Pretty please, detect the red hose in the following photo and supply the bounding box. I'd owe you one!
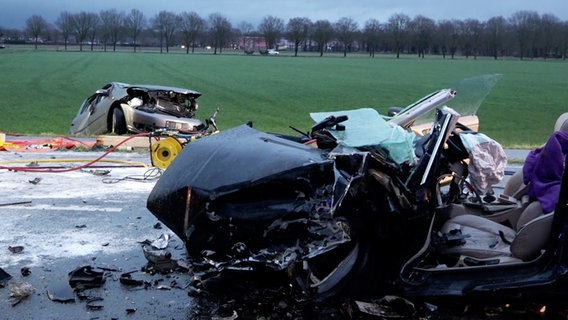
[0,132,150,173]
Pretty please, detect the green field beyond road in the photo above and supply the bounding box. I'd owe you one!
[1,48,567,147]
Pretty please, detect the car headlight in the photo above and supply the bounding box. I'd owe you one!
[166,121,191,130]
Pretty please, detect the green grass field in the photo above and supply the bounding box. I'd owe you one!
[1,46,567,147]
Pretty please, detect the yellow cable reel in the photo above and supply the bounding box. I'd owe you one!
[151,137,183,169]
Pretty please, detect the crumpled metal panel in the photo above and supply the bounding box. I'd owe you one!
[151,124,330,193]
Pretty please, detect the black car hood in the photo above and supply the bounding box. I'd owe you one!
[157,124,329,192]
[147,124,336,242]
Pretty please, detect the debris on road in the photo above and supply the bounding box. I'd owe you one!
[0,267,12,287]
[20,267,31,277]
[47,282,76,303]
[9,281,34,306]
[0,201,32,207]
[28,177,42,184]
[140,233,171,250]
[8,245,24,253]
[119,271,147,287]
[85,296,104,311]
[355,296,416,318]
[141,245,178,274]
[68,265,106,290]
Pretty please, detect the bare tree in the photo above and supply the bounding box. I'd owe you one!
[209,13,232,54]
[124,9,146,52]
[99,9,124,52]
[55,11,74,51]
[509,10,540,60]
[334,17,358,57]
[180,11,205,54]
[485,16,508,59]
[363,19,381,57]
[258,15,285,50]
[386,13,411,58]
[151,11,179,53]
[410,15,435,58]
[539,13,561,59]
[561,21,568,60]
[25,15,48,49]
[461,18,483,59]
[88,13,100,51]
[436,20,460,59]
[286,17,311,57]
[312,19,333,57]
[72,12,98,51]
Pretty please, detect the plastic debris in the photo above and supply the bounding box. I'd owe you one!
[85,297,104,311]
[8,245,24,253]
[355,296,416,318]
[119,271,146,287]
[68,266,106,290]
[212,310,238,320]
[9,282,34,306]
[47,282,75,303]
[142,245,172,264]
[156,284,172,290]
[139,233,171,250]
[20,267,31,277]
[141,245,178,274]
[28,177,42,184]
[0,267,12,287]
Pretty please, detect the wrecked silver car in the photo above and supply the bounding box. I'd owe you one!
[147,75,568,304]
[69,82,204,136]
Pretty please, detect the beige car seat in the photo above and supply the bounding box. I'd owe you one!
[440,201,553,263]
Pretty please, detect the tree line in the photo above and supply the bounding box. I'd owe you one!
[2,9,568,59]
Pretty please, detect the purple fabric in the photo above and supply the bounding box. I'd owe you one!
[523,131,568,213]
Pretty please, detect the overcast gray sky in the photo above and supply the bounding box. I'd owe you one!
[2,0,567,29]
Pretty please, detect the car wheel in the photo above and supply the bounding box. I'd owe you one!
[288,234,380,301]
[111,108,127,135]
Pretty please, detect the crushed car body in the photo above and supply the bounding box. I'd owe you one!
[69,82,205,136]
[147,74,568,303]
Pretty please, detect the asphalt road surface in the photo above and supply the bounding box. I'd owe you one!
[0,150,200,319]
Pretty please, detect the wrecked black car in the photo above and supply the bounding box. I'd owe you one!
[147,74,568,303]
[69,82,204,136]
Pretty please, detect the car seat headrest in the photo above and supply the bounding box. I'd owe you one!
[554,113,568,133]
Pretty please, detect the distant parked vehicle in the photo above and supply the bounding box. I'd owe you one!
[69,82,205,136]
[259,49,280,56]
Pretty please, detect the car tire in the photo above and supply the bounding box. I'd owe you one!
[288,233,380,302]
[111,108,127,135]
